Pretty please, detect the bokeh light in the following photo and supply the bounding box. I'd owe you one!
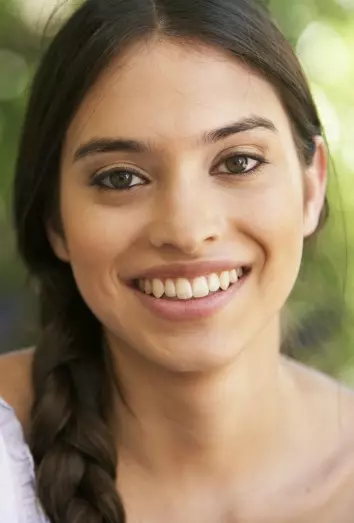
[311,85,342,151]
[13,0,75,33]
[336,0,354,10]
[297,22,351,86]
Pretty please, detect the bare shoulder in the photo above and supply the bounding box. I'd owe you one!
[284,355,354,434]
[0,347,35,431]
[281,357,354,521]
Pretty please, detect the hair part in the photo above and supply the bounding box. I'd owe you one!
[13,1,327,521]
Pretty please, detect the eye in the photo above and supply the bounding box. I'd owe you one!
[91,168,147,191]
[215,154,266,175]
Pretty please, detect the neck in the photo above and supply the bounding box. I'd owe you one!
[110,318,299,483]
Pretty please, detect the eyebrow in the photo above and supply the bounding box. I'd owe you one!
[73,116,277,162]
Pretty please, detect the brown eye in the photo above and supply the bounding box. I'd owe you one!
[92,169,146,190]
[106,171,134,189]
[226,156,248,173]
[216,154,265,175]
[225,155,260,174]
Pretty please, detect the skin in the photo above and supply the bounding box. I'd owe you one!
[2,39,354,522]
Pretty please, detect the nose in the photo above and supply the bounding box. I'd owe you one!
[148,179,225,256]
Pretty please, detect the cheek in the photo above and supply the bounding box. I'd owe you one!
[59,192,142,301]
[231,170,304,242]
[60,183,142,261]
[65,207,127,263]
[231,172,305,306]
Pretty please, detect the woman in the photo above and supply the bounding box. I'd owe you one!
[1,0,354,522]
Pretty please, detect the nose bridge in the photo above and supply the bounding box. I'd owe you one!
[149,171,223,253]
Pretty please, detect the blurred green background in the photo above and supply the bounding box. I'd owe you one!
[0,0,353,382]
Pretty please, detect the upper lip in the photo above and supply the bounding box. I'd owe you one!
[127,260,250,281]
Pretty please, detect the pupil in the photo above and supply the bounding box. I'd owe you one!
[110,171,132,188]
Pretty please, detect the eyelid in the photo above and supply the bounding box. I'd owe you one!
[214,148,266,164]
[92,162,146,176]
[212,151,268,172]
[89,164,148,184]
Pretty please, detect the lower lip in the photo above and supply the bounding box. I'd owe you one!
[131,275,249,322]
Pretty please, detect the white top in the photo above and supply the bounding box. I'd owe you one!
[0,397,48,523]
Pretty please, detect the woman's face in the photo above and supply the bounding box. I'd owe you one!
[52,40,326,372]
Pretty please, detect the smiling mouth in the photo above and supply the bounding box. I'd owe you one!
[132,266,251,301]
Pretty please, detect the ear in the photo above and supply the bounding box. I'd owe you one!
[303,136,328,238]
[46,222,71,263]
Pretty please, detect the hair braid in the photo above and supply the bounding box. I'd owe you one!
[29,268,126,523]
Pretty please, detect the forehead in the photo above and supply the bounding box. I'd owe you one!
[65,39,292,151]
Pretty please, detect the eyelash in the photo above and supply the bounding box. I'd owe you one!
[90,153,268,192]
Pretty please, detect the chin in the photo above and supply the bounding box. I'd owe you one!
[107,322,257,375]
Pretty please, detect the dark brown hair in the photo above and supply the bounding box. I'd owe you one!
[13,0,327,521]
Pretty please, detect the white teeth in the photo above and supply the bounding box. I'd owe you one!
[230,269,238,283]
[176,278,193,299]
[145,280,152,294]
[137,267,247,300]
[207,273,220,292]
[164,279,176,298]
[219,271,230,291]
[152,278,164,298]
[192,276,210,298]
